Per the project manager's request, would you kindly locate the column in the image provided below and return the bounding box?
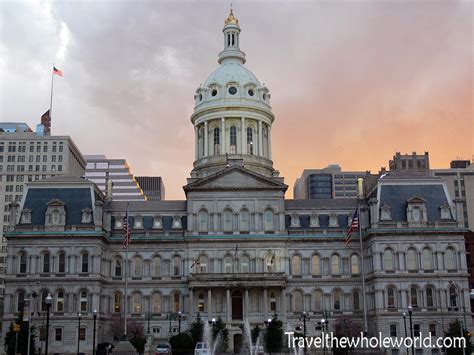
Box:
[221,118,226,154]
[226,289,231,322]
[263,288,268,320]
[241,117,246,154]
[258,120,263,156]
[208,289,212,319]
[282,291,287,321]
[204,121,209,157]
[268,125,272,160]
[194,127,198,160]
[245,289,249,319]
[189,288,194,317]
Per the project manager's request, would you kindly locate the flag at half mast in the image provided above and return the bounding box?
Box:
[122,211,131,249]
[345,209,359,246]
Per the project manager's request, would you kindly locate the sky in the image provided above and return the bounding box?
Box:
[1,0,472,199]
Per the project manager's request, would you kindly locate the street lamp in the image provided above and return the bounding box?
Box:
[178,311,182,334]
[320,318,328,355]
[146,312,152,335]
[44,293,53,355]
[402,312,408,338]
[77,312,82,355]
[298,311,310,354]
[408,305,414,355]
[93,310,98,355]
[264,318,272,327]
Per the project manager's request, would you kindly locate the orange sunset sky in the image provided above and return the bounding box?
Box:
[1,0,472,199]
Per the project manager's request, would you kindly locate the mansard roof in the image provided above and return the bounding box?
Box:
[285,198,358,210]
[109,200,187,213]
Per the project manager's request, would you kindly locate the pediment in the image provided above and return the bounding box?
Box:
[184,166,287,192]
[406,196,426,204]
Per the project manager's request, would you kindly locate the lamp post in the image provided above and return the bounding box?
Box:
[77,312,82,355]
[298,311,310,354]
[146,312,151,335]
[408,305,414,355]
[321,318,327,355]
[44,293,52,355]
[402,312,408,338]
[178,311,182,334]
[93,310,97,355]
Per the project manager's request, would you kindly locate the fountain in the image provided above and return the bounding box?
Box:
[241,319,262,355]
[202,321,222,355]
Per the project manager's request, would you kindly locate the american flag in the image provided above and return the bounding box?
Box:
[345,209,359,246]
[53,66,63,77]
[122,211,131,249]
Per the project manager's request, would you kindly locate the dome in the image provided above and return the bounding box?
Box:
[203,62,261,88]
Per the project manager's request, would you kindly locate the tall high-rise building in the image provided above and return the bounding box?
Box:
[293,165,365,199]
[135,176,165,200]
[84,155,146,201]
[389,151,430,173]
[432,160,474,230]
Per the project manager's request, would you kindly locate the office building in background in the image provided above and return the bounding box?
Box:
[136,176,165,200]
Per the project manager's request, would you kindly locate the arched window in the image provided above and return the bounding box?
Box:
[56,291,65,312]
[426,286,434,308]
[199,255,208,273]
[383,249,394,271]
[331,254,340,275]
[410,287,418,308]
[412,207,421,222]
[114,292,121,313]
[229,126,237,154]
[173,256,181,276]
[247,127,254,155]
[58,251,66,273]
[224,255,233,273]
[449,285,457,307]
[351,254,360,274]
[18,251,27,274]
[132,293,142,314]
[264,209,274,231]
[173,293,180,312]
[198,209,208,232]
[292,255,302,276]
[17,290,25,312]
[422,248,433,270]
[314,290,322,311]
[387,286,396,308]
[223,209,233,232]
[80,291,88,312]
[293,290,303,312]
[311,255,320,276]
[213,127,220,155]
[240,209,249,231]
[241,255,250,273]
[333,289,341,310]
[40,290,50,312]
[81,251,89,273]
[43,251,50,273]
[406,249,417,271]
[115,257,122,277]
[153,256,161,277]
[134,256,143,277]
[152,293,162,314]
[353,290,360,310]
[445,248,456,270]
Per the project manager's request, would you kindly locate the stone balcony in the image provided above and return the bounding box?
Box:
[187,272,287,288]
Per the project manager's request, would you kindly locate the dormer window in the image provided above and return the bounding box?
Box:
[134,215,143,229]
[380,205,392,221]
[20,208,31,224]
[228,86,237,95]
[412,207,421,222]
[406,196,428,225]
[329,213,339,228]
[310,214,320,227]
[440,203,452,220]
[81,208,93,224]
[172,215,182,229]
[290,214,300,228]
[152,215,163,229]
[45,199,66,227]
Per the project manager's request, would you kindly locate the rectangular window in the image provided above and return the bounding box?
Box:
[55,328,62,341]
[79,327,86,341]
[390,324,397,337]
[429,323,436,337]
[414,324,421,337]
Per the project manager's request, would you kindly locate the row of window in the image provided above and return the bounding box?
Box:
[382,247,457,271]
[2,154,63,163]
[386,284,460,309]
[16,251,89,274]
[3,164,63,172]
[197,208,275,232]
[0,143,64,153]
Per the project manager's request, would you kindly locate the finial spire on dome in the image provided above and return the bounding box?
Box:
[225,5,239,25]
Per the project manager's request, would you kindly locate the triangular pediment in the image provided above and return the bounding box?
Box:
[184,166,287,192]
[406,195,426,204]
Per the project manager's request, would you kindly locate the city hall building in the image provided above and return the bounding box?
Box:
[2,10,471,354]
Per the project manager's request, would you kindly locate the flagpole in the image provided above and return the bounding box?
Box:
[50,63,55,121]
[357,178,368,335]
[124,203,129,339]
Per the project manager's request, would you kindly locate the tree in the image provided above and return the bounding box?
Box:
[108,315,124,340]
[264,315,283,353]
[444,319,473,355]
[189,313,204,348]
[251,324,261,344]
[169,332,194,353]
[4,314,37,355]
[127,320,146,354]
[212,317,229,352]
[332,316,364,354]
